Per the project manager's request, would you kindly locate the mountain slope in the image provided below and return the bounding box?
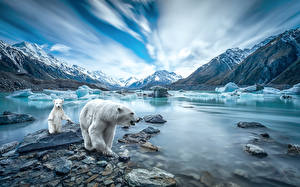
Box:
[172,48,249,88]
[0,41,110,90]
[216,28,300,86]
[128,70,182,89]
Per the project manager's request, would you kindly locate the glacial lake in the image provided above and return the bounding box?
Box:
[1,90,300,186]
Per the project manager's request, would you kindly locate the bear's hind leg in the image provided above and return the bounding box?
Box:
[89,122,107,154]
[48,121,55,134]
[82,128,93,151]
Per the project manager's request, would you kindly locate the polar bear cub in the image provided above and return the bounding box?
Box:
[48,99,71,134]
[79,99,139,156]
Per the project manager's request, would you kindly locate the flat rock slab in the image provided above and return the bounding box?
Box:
[237,121,266,128]
[125,167,176,186]
[143,114,167,123]
[0,111,35,125]
[244,144,268,158]
[0,141,19,155]
[17,123,82,153]
[118,127,160,144]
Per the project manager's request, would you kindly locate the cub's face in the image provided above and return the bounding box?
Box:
[53,99,64,109]
[117,106,139,126]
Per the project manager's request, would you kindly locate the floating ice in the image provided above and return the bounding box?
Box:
[215,82,239,93]
[238,85,264,93]
[28,93,52,101]
[262,87,280,94]
[75,85,100,98]
[44,89,78,100]
[78,94,99,100]
[281,83,300,95]
[9,89,33,97]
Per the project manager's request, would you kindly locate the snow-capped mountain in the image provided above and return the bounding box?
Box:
[119,76,139,87]
[0,41,119,88]
[128,70,182,89]
[89,70,122,88]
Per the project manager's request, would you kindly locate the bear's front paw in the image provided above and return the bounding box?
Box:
[102,150,117,157]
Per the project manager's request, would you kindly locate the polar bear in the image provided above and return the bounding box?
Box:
[48,99,71,134]
[79,99,139,156]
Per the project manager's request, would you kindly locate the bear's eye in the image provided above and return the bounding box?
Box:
[130,112,134,115]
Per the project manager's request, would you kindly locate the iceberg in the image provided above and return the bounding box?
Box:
[44,89,78,100]
[28,93,52,101]
[281,83,300,95]
[262,87,280,94]
[215,82,239,93]
[75,85,100,98]
[9,89,33,98]
[238,84,264,93]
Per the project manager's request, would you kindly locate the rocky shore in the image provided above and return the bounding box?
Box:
[0,122,177,187]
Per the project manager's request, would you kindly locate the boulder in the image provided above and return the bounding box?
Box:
[0,141,19,154]
[140,141,159,151]
[17,123,83,153]
[118,149,130,162]
[143,114,167,124]
[244,144,268,158]
[287,144,300,155]
[0,111,35,125]
[237,121,266,128]
[125,167,176,186]
[260,133,270,138]
[149,86,169,98]
[141,126,160,134]
[118,127,160,144]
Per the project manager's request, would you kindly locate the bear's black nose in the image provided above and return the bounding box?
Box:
[130,120,135,125]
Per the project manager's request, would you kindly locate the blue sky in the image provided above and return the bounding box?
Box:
[0,0,299,79]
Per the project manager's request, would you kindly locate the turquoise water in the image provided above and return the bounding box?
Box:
[1,90,300,186]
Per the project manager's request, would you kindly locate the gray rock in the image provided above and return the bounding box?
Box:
[140,141,159,151]
[143,114,167,124]
[0,158,13,165]
[141,127,160,134]
[82,156,96,164]
[0,111,35,125]
[103,179,114,186]
[0,141,19,154]
[55,158,72,175]
[125,167,176,186]
[118,149,130,162]
[260,133,270,138]
[96,160,108,167]
[149,86,169,98]
[287,144,300,154]
[20,160,38,171]
[17,123,83,153]
[244,144,268,157]
[237,121,266,128]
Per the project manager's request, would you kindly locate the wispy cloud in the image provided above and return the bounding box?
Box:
[50,44,71,53]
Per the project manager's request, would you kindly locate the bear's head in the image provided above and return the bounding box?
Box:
[116,105,140,126]
[53,99,64,109]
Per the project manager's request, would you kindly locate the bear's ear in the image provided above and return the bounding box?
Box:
[53,99,56,103]
[117,107,123,113]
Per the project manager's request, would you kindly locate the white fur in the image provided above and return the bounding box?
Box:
[48,99,71,134]
[79,99,137,156]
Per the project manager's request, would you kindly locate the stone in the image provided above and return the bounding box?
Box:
[36,150,49,159]
[20,160,38,171]
[287,144,300,154]
[140,141,159,151]
[0,111,35,125]
[141,127,160,134]
[118,149,130,162]
[0,141,19,154]
[143,114,167,123]
[215,182,241,187]
[200,171,217,186]
[54,158,72,175]
[97,160,108,167]
[244,144,268,157]
[82,156,96,164]
[103,179,114,186]
[233,169,249,178]
[17,123,83,153]
[260,133,270,138]
[0,158,13,165]
[86,174,99,183]
[125,167,176,186]
[237,122,266,128]
[101,163,113,176]
[149,86,169,98]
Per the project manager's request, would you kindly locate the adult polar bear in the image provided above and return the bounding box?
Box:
[80,99,139,156]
